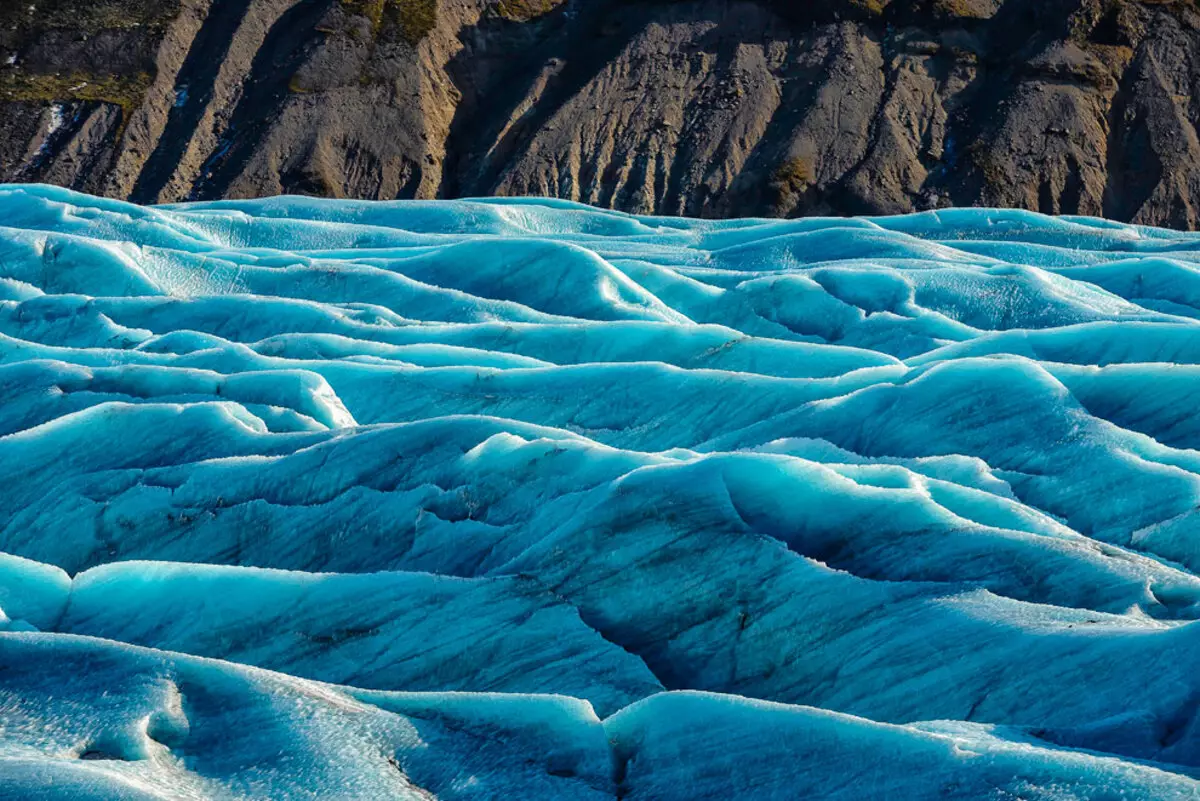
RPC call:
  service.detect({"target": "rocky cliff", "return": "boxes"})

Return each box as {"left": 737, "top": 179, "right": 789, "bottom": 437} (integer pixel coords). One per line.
{"left": 3, "top": 0, "right": 1200, "bottom": 227}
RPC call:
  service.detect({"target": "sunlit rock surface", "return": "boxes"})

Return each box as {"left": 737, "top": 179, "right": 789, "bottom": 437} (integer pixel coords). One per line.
{"left": 1, "top": 184, "right": 1199, "bottom": 798}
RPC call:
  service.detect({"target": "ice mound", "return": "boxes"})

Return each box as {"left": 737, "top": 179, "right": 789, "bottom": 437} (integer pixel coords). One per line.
{"left": 1, "top": 184, "right": 1199, "bottom": 798}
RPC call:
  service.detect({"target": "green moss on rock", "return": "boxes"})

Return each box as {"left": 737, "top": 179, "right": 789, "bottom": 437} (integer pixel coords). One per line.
{"left": 0, "top": 0, "right": 180, "bottom": 33}
{"left": 0, "top": 70, "right": 150, "bottom": 111}
{"left": 389, "top": 0, "right": 438, "bottom": 45}
{"left": 340, "top": 0, "right": 438, "bottom": 45}
{"left": 495, "top": 0, "right": 563, "bottom": 22}
{"left": 772, "top": 157, "right": 815, "bottom": 193}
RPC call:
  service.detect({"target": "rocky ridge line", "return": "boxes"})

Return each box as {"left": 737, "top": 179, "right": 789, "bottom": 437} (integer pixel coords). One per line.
{"left": 3, "top": 0, "right": 1200, "bottom": 226}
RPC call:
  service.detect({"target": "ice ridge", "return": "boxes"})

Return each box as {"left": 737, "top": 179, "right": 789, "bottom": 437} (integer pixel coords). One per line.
{"left": 1, "top": 184, "right": 1200, "bottom": 799}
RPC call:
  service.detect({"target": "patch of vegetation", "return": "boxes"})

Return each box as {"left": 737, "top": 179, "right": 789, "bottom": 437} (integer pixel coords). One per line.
{"left": 0, "top": 70, "right": 150, "bottom": 114}
{"left": 339, "top": 0, "right": 438, "bottom": 45}
{"left": 0, "top": 70, "right": 150, "bottom": 142}
{"left": 288, "top": 74, "right": 315, "bottom": 94}
{"left": 768, "top": 156, "right": 815, "bottom": 216}
{"left": 340, "top": 0, "right": 387, "bottom": 32}
{"left": 0, "top": 0, "right": 180, "bottom": 33}
{"left": 847, "top": 0, "right": 889, "bottom": 17}
{"left": 930, "top": 0, "right": 992, "bottom": 20}
{"left": 388, "top": 0, "right": 438, "bottom": 45}
{"left": 772, "top": 157, "right": 815, "bottom": 194}
{"left": 495, "top": 0, "right": 563, "bottom": 22}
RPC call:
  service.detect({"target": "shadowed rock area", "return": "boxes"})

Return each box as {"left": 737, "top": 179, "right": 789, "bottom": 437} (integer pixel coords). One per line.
{"left": 4, "top": 0, "right": 1200, "bottom": 227}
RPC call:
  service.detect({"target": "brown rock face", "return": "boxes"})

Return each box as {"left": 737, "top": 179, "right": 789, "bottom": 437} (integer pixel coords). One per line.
{"left": 3, "top": 0, "right": 1200, "bottom": 227}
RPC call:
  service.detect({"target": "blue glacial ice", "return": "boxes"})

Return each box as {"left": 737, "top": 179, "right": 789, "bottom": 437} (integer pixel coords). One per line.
{"left": 1, "top": 183, "right": 1200, "bottom": 798}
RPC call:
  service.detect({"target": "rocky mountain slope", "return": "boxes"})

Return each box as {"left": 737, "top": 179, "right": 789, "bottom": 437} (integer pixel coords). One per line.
{"left": 3, "top": 0, "right": 1200, "bottom": 227}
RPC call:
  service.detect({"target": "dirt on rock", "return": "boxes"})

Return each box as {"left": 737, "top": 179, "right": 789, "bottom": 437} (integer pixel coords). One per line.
{"left": 3, "top": 0, "right": 1200, "bottom": 227}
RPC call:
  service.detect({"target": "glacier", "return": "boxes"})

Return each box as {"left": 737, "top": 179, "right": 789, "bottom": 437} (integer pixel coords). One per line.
{"left": 0, "top": 183, "right": 1199, "bottom": 798}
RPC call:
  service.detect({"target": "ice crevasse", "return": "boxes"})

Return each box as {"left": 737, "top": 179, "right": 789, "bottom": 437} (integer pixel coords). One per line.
{"left": 1, "top": 183, "right": 1200, "bottom": 798}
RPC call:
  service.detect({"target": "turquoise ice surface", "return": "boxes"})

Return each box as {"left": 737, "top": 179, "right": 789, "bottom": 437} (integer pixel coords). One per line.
{"left": 1, "top": 185, "right": 1199, "bottom": 798}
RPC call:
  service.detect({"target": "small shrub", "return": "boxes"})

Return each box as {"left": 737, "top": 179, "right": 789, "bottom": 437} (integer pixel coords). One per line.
{"left": 390, "top": 0, "right": 438, "bottom": 45}
{"left": 495, "top": 0, "right": 560, "bottom": 22}
{"left": 772, "top": 157, "right": 815, "bottom": 194}
{"left": 932, "top": 0, "right": 991, "bottom": 19}
{"left": 340, "top": 0, "right": 437, "bottom": 44}
{"left": 848, "top": 0, "right": 889, "bottom": 17}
